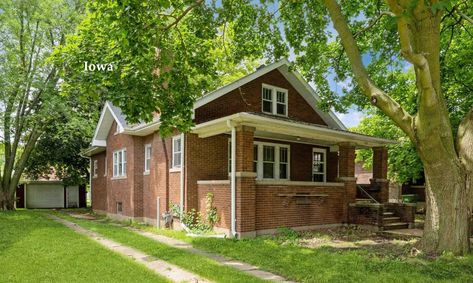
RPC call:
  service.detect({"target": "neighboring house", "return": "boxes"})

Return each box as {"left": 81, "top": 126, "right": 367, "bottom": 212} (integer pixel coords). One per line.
{"left": 16, "top": 179, "right": 87, "bottom": 209}
{"left": 83, "top": 59, "right": 414, "bottom": 237}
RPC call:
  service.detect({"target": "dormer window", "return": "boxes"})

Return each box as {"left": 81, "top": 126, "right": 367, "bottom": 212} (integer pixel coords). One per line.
{"left": 262, "top": 84, "right": 288, "bottom": 116}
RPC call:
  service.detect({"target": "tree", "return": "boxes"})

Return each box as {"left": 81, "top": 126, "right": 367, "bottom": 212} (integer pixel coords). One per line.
{"left": 24, "top": 99, "right": 99, "bottom": 186}
{"left": 0, "top": 0, "right": 85, "bottom": 210}
{"left": 58, "top": 0, "right": 473, "bottom": 254}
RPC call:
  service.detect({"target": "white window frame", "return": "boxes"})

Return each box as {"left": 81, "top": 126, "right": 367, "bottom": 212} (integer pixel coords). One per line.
{"left": 172, "top": 135, "right": 182, "bottom": 169}
{"left": 254, "top": 141, "right": 290, "bottom": 180}
{"left": 93, "top": 160, "right": 98, "bottom": 178}
{"left": 312, "top": 148, "right": 327, "bottom": 182}
{"left": 104, "top": 156, "right": 107, "bottom": 176}
{"left": 144, "top": 144, "right": 151, "bottom": 174}
{"left": 261, "top": 83, "right": 288, "bottom": 117}
{"left": 112, "top": 148, "right": 127, "bottom": 178}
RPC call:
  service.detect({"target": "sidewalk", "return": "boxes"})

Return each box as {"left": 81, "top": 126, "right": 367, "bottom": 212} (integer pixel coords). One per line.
{"left": 47, "top": 214, "right": 210, "bottom": 283}
{"left": 125, "top": 226, "right": 295, "bottom": 283}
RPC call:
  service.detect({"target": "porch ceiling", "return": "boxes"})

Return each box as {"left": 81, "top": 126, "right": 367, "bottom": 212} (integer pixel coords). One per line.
{"left": 191, "top": 112, "right": 395, "bottom": 148}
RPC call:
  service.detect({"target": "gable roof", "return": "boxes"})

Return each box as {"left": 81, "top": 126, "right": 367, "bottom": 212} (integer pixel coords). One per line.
{"left": 88, "top": 58, "right": 348, "bottom": 153}
{"left": 193, "top": 59, "right": 346, "bottom": 130}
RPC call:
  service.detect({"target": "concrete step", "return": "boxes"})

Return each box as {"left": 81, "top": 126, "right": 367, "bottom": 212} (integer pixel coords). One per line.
{"left": 383, "top": 211, "right": 394, "bottom": 216}
{"left": 383, "top": 216, "right": 401, "bottom": 224}
{"left": 356, "top": 198, "right": 376, "bottom": 203}
{"left": 383, "top": 222, "right": 409, "bottom": 230}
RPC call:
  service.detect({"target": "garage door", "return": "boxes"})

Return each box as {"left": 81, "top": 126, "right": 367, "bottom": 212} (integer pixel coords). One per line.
{"left": 26, "top": 184, "right": 64, "bottom": 208}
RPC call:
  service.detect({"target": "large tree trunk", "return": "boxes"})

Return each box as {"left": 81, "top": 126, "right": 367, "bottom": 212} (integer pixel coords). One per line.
{"left": 0, "top": 188, "right": 16, "bottom": 210}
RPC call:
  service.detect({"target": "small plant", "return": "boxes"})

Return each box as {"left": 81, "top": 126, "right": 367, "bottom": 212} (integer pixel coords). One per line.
{"left": 276, "top": 227, "right": 300, "bottom": 243}
{"left": 205, "top": 193, "right": 219, "bottom": 227}
{"left": 169, "top": 202, "right": 181, "bottom": 217}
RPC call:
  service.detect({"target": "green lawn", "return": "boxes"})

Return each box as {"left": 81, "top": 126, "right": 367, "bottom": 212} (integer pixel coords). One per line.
{"left": 51, "top": 211, "right": 265, "bottom": 283}
{"left": 151, "top": 223, "right": 473, "bottom": 283}
{"left": 0, "top": 210, "right": 169, "bottom": 283}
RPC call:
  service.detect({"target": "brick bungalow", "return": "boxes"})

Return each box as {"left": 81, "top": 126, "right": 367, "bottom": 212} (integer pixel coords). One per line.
{"left": 83, "top": 59, "right": 414, "bottom": 237}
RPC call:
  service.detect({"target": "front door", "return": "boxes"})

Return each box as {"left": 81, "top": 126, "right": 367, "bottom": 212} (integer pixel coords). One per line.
{"left": 312, "top": 148, "right": 326, "bottom": 182}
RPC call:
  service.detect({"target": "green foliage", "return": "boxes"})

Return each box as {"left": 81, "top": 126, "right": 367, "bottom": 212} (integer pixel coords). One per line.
{"left": 54, "top": 1, "right": 276, "bottom": 136}
{"left": 25, "top": 99, "right": 99, "bottom": 186}
{"left": 276, "top": 227, "right": 299, "bottom": 243}
{"left": 205, "top": 193, "right": 219, "bottom": 227}
{"left": 352, "top": 114, "right": 423, "bottom": 184}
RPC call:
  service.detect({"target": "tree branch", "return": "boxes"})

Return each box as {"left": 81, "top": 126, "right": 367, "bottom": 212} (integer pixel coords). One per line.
{"left": 162, "top": 0, "right": 204, "bottom": 32}
{"left": 323, "top": 0, "right": 415, "bottom": 141}
{"left": 456, "top": 7, "right": 473, "bottom": 25}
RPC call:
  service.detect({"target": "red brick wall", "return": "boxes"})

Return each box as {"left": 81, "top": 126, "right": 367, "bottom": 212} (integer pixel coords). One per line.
{"left": 197, "top": 183, "right": 231, "bottom": 229}
{"left": 194, "top": 69, "right": 327, "bottom": 126}
{"left": 255, "top": 185, "right": 345, "bottom": 230}
{"left": 185, "top": 133, "right": 228, "bottom": 211}
{"left": 91, "top": 151, "right": 107, "bottom": 211}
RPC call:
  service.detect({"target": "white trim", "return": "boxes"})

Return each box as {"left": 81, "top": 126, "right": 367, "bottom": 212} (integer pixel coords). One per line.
{"left": 195, "top": 60, "right": 289, "bottom": 109}
{"left": 171, "top": 135, "right": 182, "bottom": 169}
{"left": 197, "top": 180, "right": 230, "bottom": 185}
{"left": 255, "top": 180, "right": 344, "bottom": 187}
{"left": 254, "top": 141, "right": 290, "bottom": 180}
{"left": 261, "top": 83, "right": 288, "bottom": 117}
{"left": 93, "top": 159, "right": 98, "bottom": 178}
{"left": 179, "top": 133, "right": 185, "bottom": 217}
{"left": 312, "top": 148, "right": 327, "bottom": 182}
{"left": 191, "top": 112, "right": 395, "bottom": 147}
{"left": 169, "top": 168, "right": 181, "bottom": 173}
{"left": 230, "top": 121, "right": 236, "bottom": 238}
{"left": 144, "top": 144, "right": 151, "bottom": 173}
{"left": 112, "top": 148, "right": 126, "bottom": 178}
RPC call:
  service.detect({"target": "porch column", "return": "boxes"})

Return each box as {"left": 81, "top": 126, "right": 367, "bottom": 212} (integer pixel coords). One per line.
{"left": 371, "top": 147, "right": 389, "bottom": 203}
{"left": 338, "top": 142, "right": 356, "bottom": 222}
{"left": 235, "top": 125, "right": 257, "bottom": 238}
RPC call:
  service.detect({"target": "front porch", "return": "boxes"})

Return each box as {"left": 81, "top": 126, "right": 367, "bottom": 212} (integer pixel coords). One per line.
{"left": 190, "top": 112, "right": 398, "bottom": 237}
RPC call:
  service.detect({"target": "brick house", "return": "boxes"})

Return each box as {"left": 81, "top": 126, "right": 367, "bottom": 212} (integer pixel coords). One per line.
{"left": 83, "top": 59, "right": 414, "bottom": 237}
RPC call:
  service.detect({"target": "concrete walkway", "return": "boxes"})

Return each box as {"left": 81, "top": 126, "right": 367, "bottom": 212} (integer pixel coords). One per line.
{"left": 126, "top": 227, "right": 295, "bottom": 283}
{"left": 383, "top": 228, "right": 423, "bottom": 238}
{"left": 47, "top": 214, "right": 210, "bottom": 283}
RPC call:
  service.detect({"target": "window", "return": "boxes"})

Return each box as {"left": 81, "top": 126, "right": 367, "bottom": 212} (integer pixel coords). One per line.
{"left": 261, "top": 84, "right": 288, "bottom": 116}
{"left": 253, "top": 145, "right": 258, "bottom": 173}
{"left": 93, "top": 160, "right": 98, "bottom": 178}
{"left": 263, "top": 146, "right": 275, "bottom": 178}
{"left": 279, "top": 147, "right": 289, "bottom": 179}
{"left": 254, "top": 142, "right": 290, "bottom": 180}
{"left": 144, "top": 144, "right": 151, "bottom": 173}
{"left": 312, "top": 148, "right": 326, "bottom": 182}
{"left": 172, "top": 136, "right": 182, "bottom": 168}
{"left": 117, "top": 202, "right": 123, "bottom": 214}
{"left": 113, "top": 149, "right": 126, "bottom": 177}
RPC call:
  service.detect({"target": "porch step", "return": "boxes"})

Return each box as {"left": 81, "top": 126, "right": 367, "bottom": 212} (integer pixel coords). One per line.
{"left": 383, "top": 216, "right": 401, "bottom": 224}
{"left": 383, "top": 211, "right": 394, "bottom": 216}
{"left": 356, "top": 198, "right": 376, "bottom": 204}
{"left": 383, "top": 222, "right": 409, "bottom": 230}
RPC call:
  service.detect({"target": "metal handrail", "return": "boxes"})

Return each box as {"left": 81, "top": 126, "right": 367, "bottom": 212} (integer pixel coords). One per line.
{"left": 357, "top": 185, "right": 379, "bottom": 204}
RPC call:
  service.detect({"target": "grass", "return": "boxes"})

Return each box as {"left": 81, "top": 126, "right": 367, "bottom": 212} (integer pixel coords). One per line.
{"left": 150, "top": 224, "right": 473, "bottom": 283}
{"left": 0, "top": 210, "right": 169, "bottom": 283}
{"left": 50, "top": 210, "right": 265, "bottom": 283}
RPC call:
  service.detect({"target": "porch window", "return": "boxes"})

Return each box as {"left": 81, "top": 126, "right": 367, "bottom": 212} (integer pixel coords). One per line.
{"left": 254, "top": 142, "right": 290, "bottom": 180}
{"left": 113, "top": 149, "right": 126, "bottom": 177}
{"left": 261, "top": 84, "right": 288, "bottom": 116}
{"left": 312, "top": 148, "right": 326, "bottom": 182}
{"left": 144, "top": 144, "right": 151, "bottom": 173}
{"left": 263, "top": 146, "right": 275, "bottom": 178}
{"left": 172, "top": 135, "right": 182, "bottom": 168}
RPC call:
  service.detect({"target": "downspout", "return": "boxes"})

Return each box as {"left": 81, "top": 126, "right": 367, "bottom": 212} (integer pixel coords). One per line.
{"left": 227, "top": 120, "right": 237, "bottom": 238}
{"left": 180, "top": 133, "right": 185, "bottom": 218}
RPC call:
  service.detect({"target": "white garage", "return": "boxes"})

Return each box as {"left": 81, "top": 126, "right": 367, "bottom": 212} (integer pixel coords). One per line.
{"left": 21, "top": 181, "right": 81, "bottom": 209}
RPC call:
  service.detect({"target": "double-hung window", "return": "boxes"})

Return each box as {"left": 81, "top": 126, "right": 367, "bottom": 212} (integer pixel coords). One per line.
{"left": 261, "top": 84, "right": 288, "bottom": 116}
{"left": 93, "top": 160, "right": 98, "bottom": 178}
{"left": 254, "top": 142, "right": 290, "bottom": 180}
{"left": 113, "top": 149, "right": 126, "bottom": 177}
{"left": 172, "top": 136, "right": 182, "bottom": 168}
{"left": 144, "top": 144, "right": 151, "bottom": 173}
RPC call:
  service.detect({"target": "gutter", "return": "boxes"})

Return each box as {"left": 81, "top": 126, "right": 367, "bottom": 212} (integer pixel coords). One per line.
{"left": 180, "top": 133, "right": 185, "bottom": 218}
{"left": 227, "top": 120, "right": 237, "bottom": 238}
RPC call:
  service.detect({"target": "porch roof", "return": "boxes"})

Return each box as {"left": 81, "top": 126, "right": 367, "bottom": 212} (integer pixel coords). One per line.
{"left": 191, "top": 112, "right": 395, "bottom": 148}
